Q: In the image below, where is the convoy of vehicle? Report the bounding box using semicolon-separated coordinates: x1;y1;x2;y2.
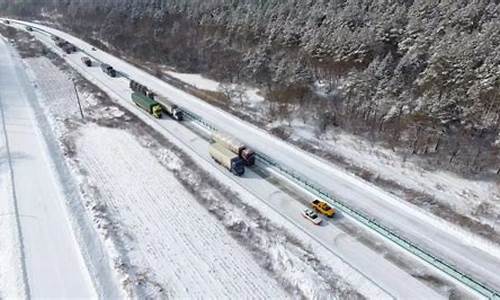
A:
211;132;255;166
209;143;245;176
35;29;329;225
312;199;336;218
131;92;162;118
100;63;116;77
81;56;92;67
302;209;322;225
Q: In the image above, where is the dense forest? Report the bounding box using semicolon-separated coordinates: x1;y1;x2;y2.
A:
1;0;499;176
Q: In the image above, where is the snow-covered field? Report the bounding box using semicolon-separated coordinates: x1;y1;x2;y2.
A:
76;125;287;298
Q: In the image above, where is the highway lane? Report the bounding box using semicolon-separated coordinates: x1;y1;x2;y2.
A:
18;22;462;299
0;34;96;298
22;19;500;295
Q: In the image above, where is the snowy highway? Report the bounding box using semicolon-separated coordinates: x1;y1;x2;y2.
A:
0;36;96;298
12;21;447;299
6;19;500;298
39;37;438;299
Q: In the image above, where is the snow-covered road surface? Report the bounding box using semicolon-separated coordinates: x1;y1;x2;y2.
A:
10;18;500;297
16;24;458;298
0;36;96;298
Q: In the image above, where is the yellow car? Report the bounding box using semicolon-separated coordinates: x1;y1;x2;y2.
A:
311;199;336;218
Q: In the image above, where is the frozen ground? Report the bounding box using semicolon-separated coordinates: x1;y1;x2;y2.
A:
286;122;500;230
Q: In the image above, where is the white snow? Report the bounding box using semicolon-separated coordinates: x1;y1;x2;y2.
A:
0;37;95;298
12;19;500;297
290;127;500;228
166;70;265;107
0;148;25;299
23;39;445;298
22;57;124;298
166;71;220;91
76;125;287;298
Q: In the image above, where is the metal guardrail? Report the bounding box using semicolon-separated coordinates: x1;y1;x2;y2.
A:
11;19;500;299
183;109;500;299
255;152;500;299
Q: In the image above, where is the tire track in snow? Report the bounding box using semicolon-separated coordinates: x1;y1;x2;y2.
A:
0;84;31;299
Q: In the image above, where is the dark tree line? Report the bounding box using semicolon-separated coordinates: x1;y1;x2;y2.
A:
1;0;499;176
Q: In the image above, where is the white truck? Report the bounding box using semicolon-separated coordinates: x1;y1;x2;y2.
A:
156;95;183;121
209;143;245;176
211;132;255;166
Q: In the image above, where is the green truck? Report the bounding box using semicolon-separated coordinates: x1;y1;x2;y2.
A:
131;92;162;118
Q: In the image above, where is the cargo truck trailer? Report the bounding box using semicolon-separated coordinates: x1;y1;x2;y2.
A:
209;143;245;176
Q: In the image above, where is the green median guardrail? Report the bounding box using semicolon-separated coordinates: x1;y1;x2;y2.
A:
255;152;500;299
184;109;500;299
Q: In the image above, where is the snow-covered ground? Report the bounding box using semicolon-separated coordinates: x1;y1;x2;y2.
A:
286;123;500;229
0;123;25;299
20;20;500;293
5;18;500;297
166;71;220;91
20;52;378;298
76;125;289;298
0;36;95;298
18;26;470;299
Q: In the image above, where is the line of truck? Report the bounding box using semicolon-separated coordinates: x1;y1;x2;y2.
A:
33;25;336;223
129;80;183;121
61;38;255;177
127;81;255;176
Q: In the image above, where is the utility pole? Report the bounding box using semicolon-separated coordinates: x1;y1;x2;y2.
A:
72;80;84;120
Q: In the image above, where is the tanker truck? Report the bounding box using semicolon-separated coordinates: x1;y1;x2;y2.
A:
209;143;245;176
211;132;255;166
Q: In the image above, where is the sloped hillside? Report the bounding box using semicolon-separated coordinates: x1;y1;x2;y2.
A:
2;0;499;176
